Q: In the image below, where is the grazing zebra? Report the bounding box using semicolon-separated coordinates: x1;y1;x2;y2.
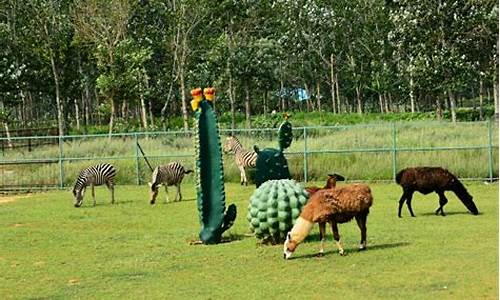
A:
72;163;116;207
223;136;257;185
149;162;193;204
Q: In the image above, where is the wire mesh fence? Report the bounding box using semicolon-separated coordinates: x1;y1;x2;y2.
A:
0;121;497;191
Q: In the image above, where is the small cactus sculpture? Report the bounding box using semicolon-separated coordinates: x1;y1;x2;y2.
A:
192;87;237;244
247;179;309;244
253;113;293;187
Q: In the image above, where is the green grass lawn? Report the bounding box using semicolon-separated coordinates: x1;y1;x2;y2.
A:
0;182;497;299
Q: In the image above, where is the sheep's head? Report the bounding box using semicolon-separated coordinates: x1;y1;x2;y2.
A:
283;232;297;259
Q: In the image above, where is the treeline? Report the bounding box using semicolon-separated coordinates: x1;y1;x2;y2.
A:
0;0;498;135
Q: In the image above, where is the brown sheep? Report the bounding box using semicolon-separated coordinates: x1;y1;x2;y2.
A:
396;167;479;217
283;181;373;259
305;173;345;195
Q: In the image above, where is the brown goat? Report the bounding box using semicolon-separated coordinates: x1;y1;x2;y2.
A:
396;167;479;217
305;173;345;195
284;181;373;259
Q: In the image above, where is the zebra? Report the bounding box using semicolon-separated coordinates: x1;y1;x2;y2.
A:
149;162;193;204
72;163;116;207
223;136;257;185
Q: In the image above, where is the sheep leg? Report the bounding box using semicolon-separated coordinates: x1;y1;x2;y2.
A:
355;212;368;251
398;190;414;217
330;222;345;256
435;191;448;216
405;191;416;217
317;222;326;257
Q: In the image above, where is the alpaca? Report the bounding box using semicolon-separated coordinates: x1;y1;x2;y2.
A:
396;167;479;217
305;173;345;195
283;181;373;259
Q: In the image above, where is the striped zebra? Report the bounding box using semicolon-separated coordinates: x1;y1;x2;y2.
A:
149;162;193;204
72;163;116;207
223;136;257;185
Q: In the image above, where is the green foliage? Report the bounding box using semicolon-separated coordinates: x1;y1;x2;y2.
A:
247;179;308;244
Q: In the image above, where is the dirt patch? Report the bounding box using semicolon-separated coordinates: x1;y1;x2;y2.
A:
0;194;32;205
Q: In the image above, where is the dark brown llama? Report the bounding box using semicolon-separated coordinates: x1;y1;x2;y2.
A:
396;167;479;217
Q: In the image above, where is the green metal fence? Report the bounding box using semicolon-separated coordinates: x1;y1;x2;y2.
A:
0;121;498;190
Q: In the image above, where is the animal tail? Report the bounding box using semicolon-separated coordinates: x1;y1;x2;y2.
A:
395;169;405;184
185;169;194;174
452;178;479;215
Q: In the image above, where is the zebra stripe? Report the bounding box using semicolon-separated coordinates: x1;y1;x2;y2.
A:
150;162;192;204
73;163;116;193
223;136;257;185
223;136;257;168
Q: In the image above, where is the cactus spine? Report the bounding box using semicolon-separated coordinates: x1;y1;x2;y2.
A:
192;88;236;244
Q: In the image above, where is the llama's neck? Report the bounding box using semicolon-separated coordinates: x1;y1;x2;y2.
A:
289;217;314;245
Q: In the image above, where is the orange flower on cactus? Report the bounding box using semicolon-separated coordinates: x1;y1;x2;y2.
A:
190;88;203;111
204;87;215;102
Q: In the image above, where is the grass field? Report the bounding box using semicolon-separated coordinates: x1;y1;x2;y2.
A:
0;182;497;299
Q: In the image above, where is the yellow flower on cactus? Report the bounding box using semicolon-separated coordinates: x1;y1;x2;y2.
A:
190;88;203;111
204;87;215;102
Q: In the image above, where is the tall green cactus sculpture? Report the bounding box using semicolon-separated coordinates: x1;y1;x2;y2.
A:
253;114;293;187
192;88;237;244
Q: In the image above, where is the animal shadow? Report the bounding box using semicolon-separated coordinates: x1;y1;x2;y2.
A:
419;211;482;217
289;241;410;260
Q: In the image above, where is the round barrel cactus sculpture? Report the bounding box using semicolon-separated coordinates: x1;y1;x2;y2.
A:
247;179;309;244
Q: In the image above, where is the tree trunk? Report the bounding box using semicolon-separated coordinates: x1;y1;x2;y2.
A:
148;99;154;129
108;96;115;135
140;88;148;129
436;98;443;120
280;70;285;111
410;75;415;113
448;88;457;123
384;92;390;113
330;54;337;114
49;53;64;136
356;85;362;114
74;98;80;131
245;82;251;128
316;82;321;111
479;79;484;121
229;73;236;130
335;72;341;113
494;82;499;120
179;65;189;131
378;93;384;113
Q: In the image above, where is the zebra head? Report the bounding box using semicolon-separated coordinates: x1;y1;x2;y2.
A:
72;187;85;207
223;136;239;154
148;182;159;205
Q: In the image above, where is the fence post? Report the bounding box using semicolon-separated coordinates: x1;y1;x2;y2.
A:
391;123;397;182
487;120;493;182
303;127;308;183
134;133;141;185
58;135;64;189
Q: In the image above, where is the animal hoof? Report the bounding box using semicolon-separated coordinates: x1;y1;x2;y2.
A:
358;247;367;251
316;252;324;258
339;251;346;256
